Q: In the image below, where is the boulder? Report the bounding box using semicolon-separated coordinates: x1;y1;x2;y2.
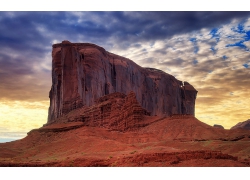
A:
213;124;224;129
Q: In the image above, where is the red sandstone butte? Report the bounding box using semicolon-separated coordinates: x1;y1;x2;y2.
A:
47;40;198;124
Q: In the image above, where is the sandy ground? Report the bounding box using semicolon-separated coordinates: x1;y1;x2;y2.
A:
0;117;250;167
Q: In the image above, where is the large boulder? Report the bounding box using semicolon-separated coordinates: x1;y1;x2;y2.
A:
47;40;198;124
213;124;224;129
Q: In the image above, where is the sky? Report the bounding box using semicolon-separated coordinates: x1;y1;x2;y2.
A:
0;7;250;142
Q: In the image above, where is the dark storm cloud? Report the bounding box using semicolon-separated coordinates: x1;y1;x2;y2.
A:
97;12;250;50
1;11;250;50
0;12;50;52
0;12;111;52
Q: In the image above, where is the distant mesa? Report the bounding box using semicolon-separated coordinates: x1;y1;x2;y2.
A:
231;119;250;130
47;40;198;130
213;124;224;129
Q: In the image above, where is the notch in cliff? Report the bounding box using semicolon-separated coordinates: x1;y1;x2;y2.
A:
47;40;198;127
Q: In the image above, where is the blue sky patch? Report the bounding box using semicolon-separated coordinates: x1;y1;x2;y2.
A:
227;22;250;50
226;40;248;50
0;138;19;143
245;30;250;41
231;21;246;34
190;38;199;54
243;63;249;68
209;28;220;42
222;55;228;60
235;23;245;33
190;38;196;42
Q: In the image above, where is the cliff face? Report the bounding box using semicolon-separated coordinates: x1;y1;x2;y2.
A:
47;40;198;124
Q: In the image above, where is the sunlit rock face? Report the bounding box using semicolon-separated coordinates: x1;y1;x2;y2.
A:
47;40;197;124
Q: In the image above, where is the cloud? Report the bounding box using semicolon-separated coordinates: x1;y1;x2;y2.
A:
0;131;27;139
193;59;198;65
225;21;250;50
0;101;48;134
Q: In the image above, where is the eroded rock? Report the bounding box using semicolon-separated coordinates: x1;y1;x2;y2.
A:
47;41;198;124
213;124;224;129
47;91;150;131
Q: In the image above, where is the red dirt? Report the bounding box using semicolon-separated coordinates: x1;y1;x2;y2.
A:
0;116;250;167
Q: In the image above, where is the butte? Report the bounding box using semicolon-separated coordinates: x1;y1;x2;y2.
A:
46;40;198;130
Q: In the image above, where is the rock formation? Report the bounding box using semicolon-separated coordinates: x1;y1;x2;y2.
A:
231;119;250;130
213;124;224;129
47;40;198;125
48;91;151;131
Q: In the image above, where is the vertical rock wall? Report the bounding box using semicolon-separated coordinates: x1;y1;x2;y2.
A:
48;41;198;124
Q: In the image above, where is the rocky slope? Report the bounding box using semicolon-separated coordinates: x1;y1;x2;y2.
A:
1;118;250;167
231;119;250;130
47;40;197;124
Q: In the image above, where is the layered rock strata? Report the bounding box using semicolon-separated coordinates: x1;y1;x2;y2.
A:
48;91;150;131
48;40;198;124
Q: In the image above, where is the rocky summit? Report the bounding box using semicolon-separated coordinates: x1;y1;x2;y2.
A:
47;40;198;127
